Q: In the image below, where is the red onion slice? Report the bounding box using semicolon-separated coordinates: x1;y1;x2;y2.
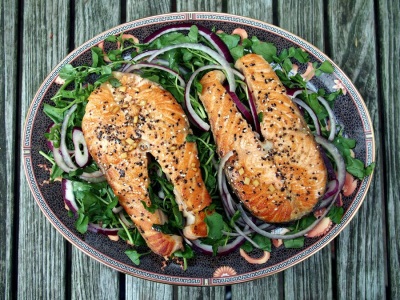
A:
143;23;234;63
317;95;337;141
184;235;245;256
147;43;236;92
60;104;78;169
237;203;334;240
124;62;186;87
315;135;346;192
87;223;121;236
246;87;261;134
62;178;78;214
226;89;253;125
292;98;321;135
72;127;90;167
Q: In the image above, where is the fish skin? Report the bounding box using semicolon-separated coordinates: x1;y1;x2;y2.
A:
82;72;212;257
199;56;327;223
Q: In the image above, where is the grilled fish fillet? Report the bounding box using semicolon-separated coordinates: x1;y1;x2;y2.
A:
199;54;327;223
82;72;212;257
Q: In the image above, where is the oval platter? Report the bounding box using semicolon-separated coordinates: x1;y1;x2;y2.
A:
23;12;375;286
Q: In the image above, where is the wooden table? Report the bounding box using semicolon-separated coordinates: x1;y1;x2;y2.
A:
1;0;397;299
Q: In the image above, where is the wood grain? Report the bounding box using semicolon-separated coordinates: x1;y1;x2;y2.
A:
277;0;325;50
176;0;223;11
71;1;122;298
377;0;400;298
276;2;333;299
226;0;273;22
327;0;385;299
0;0;18;298
18;0;69;298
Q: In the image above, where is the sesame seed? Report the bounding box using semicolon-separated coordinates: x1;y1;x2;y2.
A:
253;180;260;187
244;177;250;185
238;168;245;175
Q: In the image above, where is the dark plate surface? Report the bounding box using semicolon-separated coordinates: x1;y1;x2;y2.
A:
23;12;375;286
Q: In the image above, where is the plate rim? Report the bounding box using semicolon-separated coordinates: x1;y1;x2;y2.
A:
22;11;375;286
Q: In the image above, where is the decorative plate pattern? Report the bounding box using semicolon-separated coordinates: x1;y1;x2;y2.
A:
23;12;375;286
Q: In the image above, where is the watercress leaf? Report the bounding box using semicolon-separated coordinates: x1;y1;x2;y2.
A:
182;50;193;62
125;249;142;265
318;60;334;74
205;212;224;240
188;25;199;43
252;234;272;252
283;236;305;248
241;38;252;48
141;200;158;213
193;79;203;93
186;134;197;142
91;47;105;67
218;32;241;49
75;211;89;234
59;64;77;80
230;210;242;228
327;205;344;224
240;241;254;252
282;58;293;73
293;48;310;63
43;104;66;124
105;35;117;42
278;48;289;62
251;41;277;63
50;164;64;181
174;244;195;259
365;162;376;176
288;47;296;58
230;45;245;61
345;156;369;179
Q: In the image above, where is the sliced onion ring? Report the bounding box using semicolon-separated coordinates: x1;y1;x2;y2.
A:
148;43;236;92
184;234;245;256
72;127;90;167
237;203;334;240
292;98;321;135
143;23;233;63
60;104;78;169
62;179;78;214
125;62;186;87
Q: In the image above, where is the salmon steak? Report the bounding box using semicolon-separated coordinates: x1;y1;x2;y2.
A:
82;72;212;257
198;54;327;223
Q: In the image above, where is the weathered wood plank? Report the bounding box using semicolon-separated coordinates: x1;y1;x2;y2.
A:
327;0;385;299
225;2;281;299
277;0;325;50
0;0;18;299
175;286;226;300
176;0;223;11
226;0;273;22
276;1;333;299
123;2;175;299
70;1;122;299
377;0;400;298
18;1;69;298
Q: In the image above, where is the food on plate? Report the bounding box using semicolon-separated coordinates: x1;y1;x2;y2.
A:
82;71;212;256
199;61;327;223
41;23;374;268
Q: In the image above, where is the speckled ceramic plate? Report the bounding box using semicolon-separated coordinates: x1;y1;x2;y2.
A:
23;12;375;286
